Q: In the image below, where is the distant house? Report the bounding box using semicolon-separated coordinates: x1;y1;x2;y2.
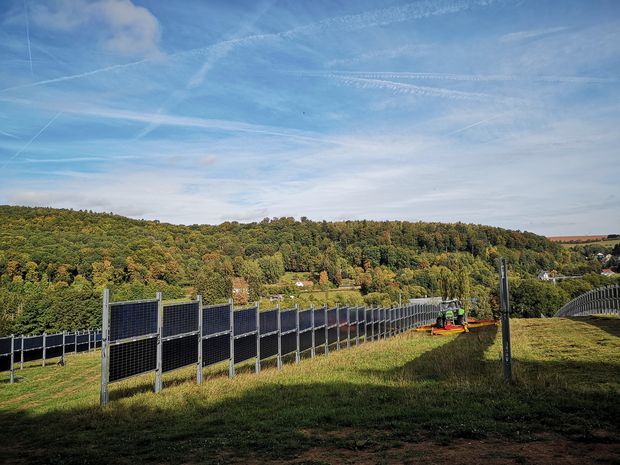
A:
601;268;615;277
538;271;551;281
269;294;284;302
233;277;249;294
232;277;250;304
295;280;314;288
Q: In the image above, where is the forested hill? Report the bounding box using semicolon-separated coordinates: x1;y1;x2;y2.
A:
0;205;604;335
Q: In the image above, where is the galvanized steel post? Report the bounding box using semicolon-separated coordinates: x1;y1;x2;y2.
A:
100;288;110;406
9;335;14;384
255;303;261;374
295;304;300;364
499;258;512;384
197;295;203;385
277;304;282;370
229;299;235;378
310;304;315;358
154;291;163;393
324;306;329;355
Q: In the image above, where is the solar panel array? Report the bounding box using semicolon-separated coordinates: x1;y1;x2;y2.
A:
99;291;443;405
0;328;102;382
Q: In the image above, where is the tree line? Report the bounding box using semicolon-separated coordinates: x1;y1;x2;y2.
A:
0;206;615;335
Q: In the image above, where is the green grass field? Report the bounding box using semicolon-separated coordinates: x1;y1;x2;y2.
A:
1;318;619;464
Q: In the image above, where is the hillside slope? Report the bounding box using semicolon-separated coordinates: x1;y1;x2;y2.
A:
0;205;601;334
0;318;618;464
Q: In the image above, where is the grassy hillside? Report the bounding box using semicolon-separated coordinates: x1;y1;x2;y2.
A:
1;318;618;464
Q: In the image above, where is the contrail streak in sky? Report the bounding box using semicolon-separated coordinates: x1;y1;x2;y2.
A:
1;112;62;169
24;0;33;75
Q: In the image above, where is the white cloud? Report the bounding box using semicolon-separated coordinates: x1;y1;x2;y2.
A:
31;0;161;57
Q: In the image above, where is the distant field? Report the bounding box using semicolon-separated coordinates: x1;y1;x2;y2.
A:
559;238;620;249
1;318;619;464
548;235;608;242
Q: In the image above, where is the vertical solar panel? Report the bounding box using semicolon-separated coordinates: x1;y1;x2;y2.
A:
161;301;200;373
280;309;296;333
202;334;229;366
108;299;159;383
259;334;278;360
259;310;278;335
163;302;199;338
234;308;257;336
298;309;312;331
299;331;313;352
327;308;337;327
281;332;296;356
109;338;157;382
234;335;256;364
0;337;11;373
203;303;230;336
163;334;199;372
109;300;158;341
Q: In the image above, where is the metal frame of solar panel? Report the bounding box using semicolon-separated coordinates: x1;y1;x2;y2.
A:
279;307;298;361
313;305;326;353
201;301;232;379
258;308;279;366
232;306;258;374
298;308;313;355
161;299;201;378
96;287;444;405
100;290;160;406
337;306;348;349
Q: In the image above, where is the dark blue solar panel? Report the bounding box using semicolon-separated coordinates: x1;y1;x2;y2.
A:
234;308;257;336
234;335;256;364
110;300;158;341
327;308;337;327
163;302;199;337
348;307;357;323
280;309;296;333
64;333;76;352
338;307;347;325
300;331;312;352
281;333;296;356
314;328;326;347
23;336;43;351
0;337;11;356
0;353;17;372
23;348;43;362
314;308;325;327
46;346;63;360
328;327;338;344
203;334;229;366
260;334;278;360
109;338;157;382
299;309;312;330
203;304;230;335
46;334;63;348
260;310;278;334
163;334;198;372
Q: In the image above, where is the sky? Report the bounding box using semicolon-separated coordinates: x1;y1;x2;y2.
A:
0;0;619;235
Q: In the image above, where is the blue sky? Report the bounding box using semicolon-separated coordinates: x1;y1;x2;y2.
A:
0;0;619;235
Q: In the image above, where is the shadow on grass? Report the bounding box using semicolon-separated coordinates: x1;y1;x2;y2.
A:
572;315;620;338
0;327;619;465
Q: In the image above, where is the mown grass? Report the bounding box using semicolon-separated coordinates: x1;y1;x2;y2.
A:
0;318;618;464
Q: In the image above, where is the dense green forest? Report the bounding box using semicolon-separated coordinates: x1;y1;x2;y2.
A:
0;205;617;336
